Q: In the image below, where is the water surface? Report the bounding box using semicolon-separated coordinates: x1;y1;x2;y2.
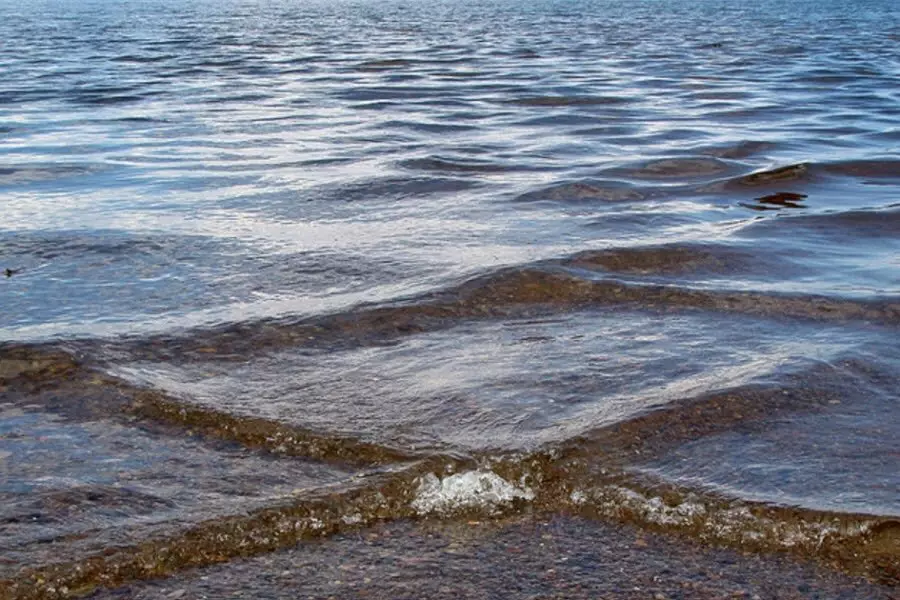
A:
1;0;898;595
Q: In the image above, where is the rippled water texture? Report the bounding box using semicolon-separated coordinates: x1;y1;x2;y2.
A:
1;0;899;596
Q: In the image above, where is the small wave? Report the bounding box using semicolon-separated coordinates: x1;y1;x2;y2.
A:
155;66;214;79
349;100;400;110
740;206;900;239
354;58;415;71
0;89;59;105
381;120;477;134
569;365;875;464
609;156;735;180
565;243;762;277
57;262;899;365
0;164;97;186
192;57;244;68
822;159;900;180
504;95;632;107
111;116;167;124
0;232;167;261
110;54;175;64
448;269;900;325
513;113;603;127
315;175;478;203
399;156;513;174
702;140;778;160
128;388;414;466
0;467;431;598
0;345;413;467
209;92;274;104
513;180;645;203
77;94;149;106
228;176;477;214
566;478;899;584
335;86;430;102
66;85;149;106
570;124;643;137
708;159;900;197
7;341;890;485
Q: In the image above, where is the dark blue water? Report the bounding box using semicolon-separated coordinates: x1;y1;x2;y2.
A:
1;0;898;595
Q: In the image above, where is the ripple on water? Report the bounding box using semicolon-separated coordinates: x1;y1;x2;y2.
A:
512;180;646;203
1;0;899;592
611;156;736;180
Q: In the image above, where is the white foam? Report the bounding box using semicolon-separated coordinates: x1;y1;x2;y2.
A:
590;485;872;549
411;470;535;515
341;512;363;525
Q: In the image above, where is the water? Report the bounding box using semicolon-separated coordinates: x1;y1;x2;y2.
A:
1;0;899;595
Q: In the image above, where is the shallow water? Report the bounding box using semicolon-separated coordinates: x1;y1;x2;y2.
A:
93;516;899;600
1;0;899;596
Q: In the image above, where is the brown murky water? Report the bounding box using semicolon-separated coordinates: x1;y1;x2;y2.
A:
1;0;898;597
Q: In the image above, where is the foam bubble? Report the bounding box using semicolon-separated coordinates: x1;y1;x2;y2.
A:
411;470;535;515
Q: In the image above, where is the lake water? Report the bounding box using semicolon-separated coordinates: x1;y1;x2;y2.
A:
1;0;898;596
